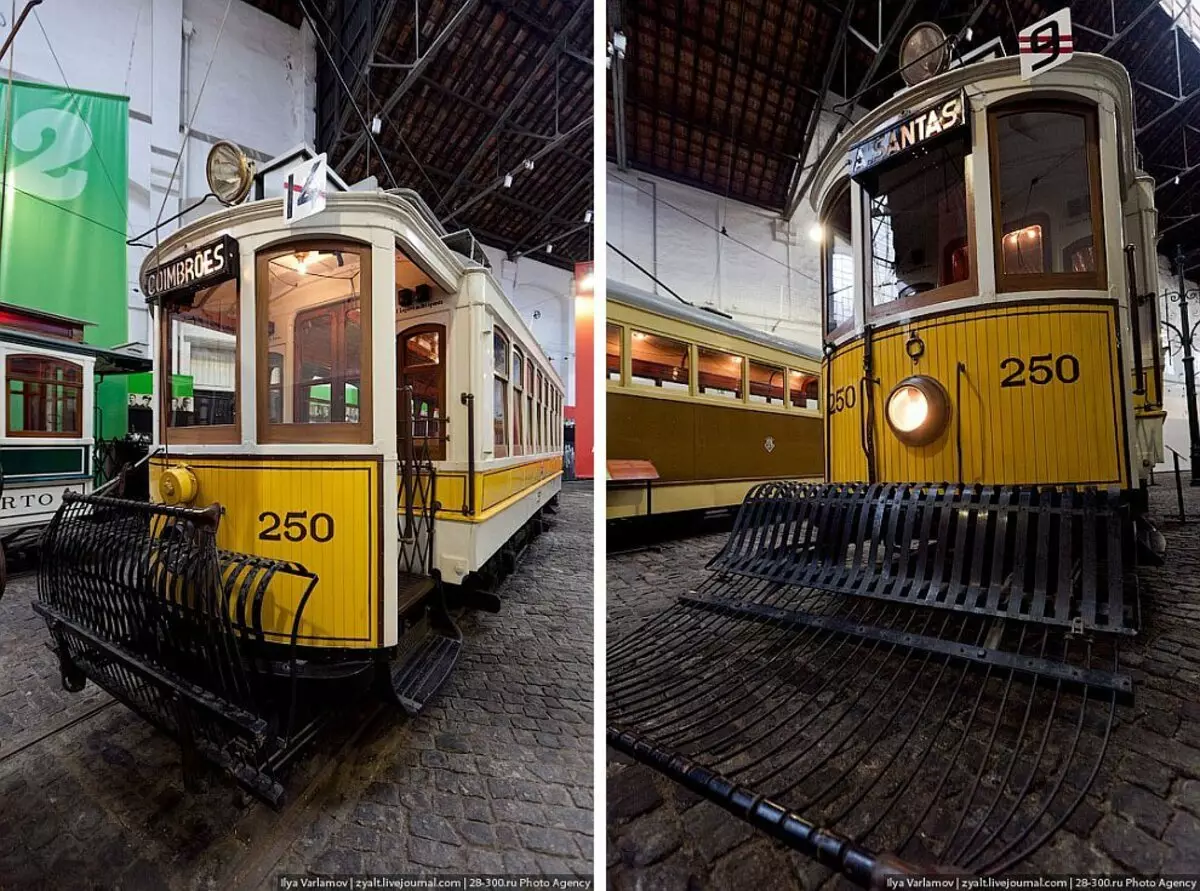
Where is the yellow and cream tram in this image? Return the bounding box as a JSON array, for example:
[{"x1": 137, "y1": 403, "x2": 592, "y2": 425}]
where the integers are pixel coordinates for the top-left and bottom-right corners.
[
  {"x1": 812, "y1": 51, "x2": 1163, "y2": 532},
  {"x1": 606, "y1": 280, "x2": 823, "y2": 521},
  {"x1": 609, "y1": 42, "x2": 1169, "y2": 880},
  {"x1": 35, "y1": 144, "x2": 564, "y2": 802}
]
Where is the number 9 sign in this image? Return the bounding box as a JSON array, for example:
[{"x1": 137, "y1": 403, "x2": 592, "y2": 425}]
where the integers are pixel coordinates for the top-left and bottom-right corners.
[{"x1": 1019, "y1": 8, "x2": 1074, "y2": 81}]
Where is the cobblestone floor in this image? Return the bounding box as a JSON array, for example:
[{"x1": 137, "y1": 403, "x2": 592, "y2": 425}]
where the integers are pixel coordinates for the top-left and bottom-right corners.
[
  {"x1": 607, "y1": 480, "x2": 1200, "y2": 889},
  {"x1": 0, "y1": 485, "x2": 593, "y2": 890}
]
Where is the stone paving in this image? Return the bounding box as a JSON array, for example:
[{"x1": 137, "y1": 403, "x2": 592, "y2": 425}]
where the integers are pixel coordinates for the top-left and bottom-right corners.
[
  {"x1": 607, "y1": 479, "x2": 1200, "y2": 889},
  {"x1": 0, "y1": 484, "x2": 593, "y2": 890}
]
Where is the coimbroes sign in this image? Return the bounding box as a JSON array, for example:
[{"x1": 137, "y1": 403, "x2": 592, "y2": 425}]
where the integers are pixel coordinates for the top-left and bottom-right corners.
[{"x1": 141, "y1": 234, "x2": 239, "y2": 304}]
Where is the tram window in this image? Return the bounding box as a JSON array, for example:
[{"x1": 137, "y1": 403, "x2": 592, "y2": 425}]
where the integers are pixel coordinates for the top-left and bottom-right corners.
[
  {"x1": 749, "y1": 362, "x2": 785, "y2": 405},
  {"x1": 494, "y1": 329, "x2": 509, "y2": 458},
  {"x1": 398, "y1": 325, "x2": 445, "y2": 460},
  {"x1": 789, "y1": 371, "x2": 819, "y2": 410},
  {"x1": 606, "y1": 324, "x2": 622, "y2": 381},
  {"x1": 698, "y1": 348, "x2": 744, "y2": 400},
  {"x1": 823, "y1": 186, "x2": 854, "y2": 334},
  {"x1": 6, "y1": 355, "x2": 82, "y2": 436},
  {"x1": 530, "y1": 360, "x2": 540, "y2": 453},
  {"x1": 163, "y1": 279, "x2": 238, "y2": 436},
  {"x1": 631, "y1": 331, "x2": 689, "y2": 391},
  {"x1": 512, "y1": 347, "x2": 525, "y2": 456},
  {"x1": 991, "y1": 105, "x2": 1103, "y2": 289},
  {"x1": 258, "y1": 242, "x2": 371, "y2": 443},
  {"x1": 865, "y1": 136, "x2": 970, "y2": 310}
]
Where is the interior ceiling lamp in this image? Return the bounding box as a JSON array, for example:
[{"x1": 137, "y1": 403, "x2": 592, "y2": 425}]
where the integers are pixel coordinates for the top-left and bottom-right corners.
[
  {"x1": 205, "y1": 141, "x2": 254, "y2": 205},
  {"x1": 899, "y1": 22, "x2": 950, "y2": 87}
]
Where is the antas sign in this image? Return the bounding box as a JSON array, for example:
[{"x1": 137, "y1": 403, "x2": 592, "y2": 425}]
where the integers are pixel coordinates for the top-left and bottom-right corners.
[
  {"x1": 142, "y1": 235, "x2": 239, "y2": 305},
  {"x1": 848, "y1": 92, "x2": 968, "y2": 177}
]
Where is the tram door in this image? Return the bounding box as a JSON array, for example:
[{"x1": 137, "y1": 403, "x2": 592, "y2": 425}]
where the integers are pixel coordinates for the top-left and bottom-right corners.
[{"x1": 396, "y1": 325, "x2": 446, "y2": 460}]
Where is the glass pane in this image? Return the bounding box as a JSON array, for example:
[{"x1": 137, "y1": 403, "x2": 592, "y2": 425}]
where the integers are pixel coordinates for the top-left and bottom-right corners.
[
  {"x1": 606, "y1": 324, "x2": 622, "y2": 380},
  {"x1": 493, "y1": 378, "x2": 507, "y2": 450},
  {"x1": 264, "y1": 246, "x2": 363, "y2": 428},
  {"x1": 789, "y1": 371, "x2": 818, "y2": 409},
  {"x1": 494, "y1": 331, "x2": 508, "y2": 376},
  {"x1": 825, "y1": 188, "x2": 854, "y2": 333},
  {"x1": 631, "y1": 331, "x2": 688, "y2": 390},
  {"x1": 404, "y1": 330, "x2": 440, "y2": 367},
  {"x1": 867, "y1": 138, "x2": 968, "y2": 306},
  {"x1": 995, "y1": 110, "x2": 1093, "y2": 276},
  {"x1": 749, "y1": 362, "x2": 785, "y2": 404},
  {"x1": 512, "y1": 351, "x2": 524, "y2": 388},
  {"x1": 698, "y1": 348, "x2": 743, "y2": 399},
  {"x1": 166, "y1": 280, "x2": 238, "y2": 429}
]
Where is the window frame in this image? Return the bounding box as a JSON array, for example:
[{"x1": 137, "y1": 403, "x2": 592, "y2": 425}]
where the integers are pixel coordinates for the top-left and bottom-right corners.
[
  {"x1": 5, "y1": 354, "x2": 84, "y2": 438},
  {"x1": 256, "y1": 238, "x2": 374, "y2": 445},
  {"x1": 862, "y1": 131, "x2": 977, "y2": 323},
  {"x1": 821, "y1": 180, "x2": 857, "y2": 340},
  {"x1": 605, "y1": 322, "x2": 623, "y2": 382},
  {"x1": 512, "y1": 346, "x2": 525, "y2": 457},
  {"x1": 988, "y1": 99, "x2": 1107, "y2": 294},
  {"x1": 696, "y1": 345, "x2": 745, "y2": 402},
  {"x1": 787, "y1": 369, "x2": 821, "y2": 411},
  {"x1": 493, "y1": 327, "x2": 510, "y2": 458},
  {"x1": 630, "y1": 329, "x2": 691, "y2": 392},
  {"x1": 398, "y1": 323, "x2": 447, "y2": 461},
  {"x1": 159, "y1": 279, "x2": 241, "y2": 444}
]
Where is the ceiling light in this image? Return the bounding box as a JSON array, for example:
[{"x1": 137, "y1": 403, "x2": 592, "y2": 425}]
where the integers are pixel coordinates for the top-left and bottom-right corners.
[
  {"x1": 523, "y1": 159, "x2": 535, "y2": 171},
  {"x1": 546, "y1": 244, "x2": 554, "y2": 254},
  {"x1": 371, "y1": 116, "x2": 382, "y2": 135},
  {"x1": 808, "y1": 223, "x2": 824, "y2": 243},
  {"x1": 584, "y1": 209, "x2": 594, "y2": 223},
  {"x1": 503, "y1": 173, "x2": 513, "y2": 188}
]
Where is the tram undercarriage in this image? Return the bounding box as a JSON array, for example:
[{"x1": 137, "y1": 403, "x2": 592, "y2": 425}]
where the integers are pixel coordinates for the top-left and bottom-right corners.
[{"x1": 607, "y1": 482, "x2": 1133, "y2": 880}]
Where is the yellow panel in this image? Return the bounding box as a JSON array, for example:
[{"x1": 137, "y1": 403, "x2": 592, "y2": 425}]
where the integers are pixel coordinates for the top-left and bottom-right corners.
[
  {"x1": 399, "y1": 455, "x2": 564, "y2": 523},
  {"x1": 826, "y1": 303, "x2": 1128, "y2": 488},
  {"x1": 150, "y1": 455, "x2": 380, "y2": 648}
]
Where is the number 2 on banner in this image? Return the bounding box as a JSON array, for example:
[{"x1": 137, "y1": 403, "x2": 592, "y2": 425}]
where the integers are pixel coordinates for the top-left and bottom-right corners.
[{"x1": 8, "y1": 108, "x2": 92, "y2": 202}]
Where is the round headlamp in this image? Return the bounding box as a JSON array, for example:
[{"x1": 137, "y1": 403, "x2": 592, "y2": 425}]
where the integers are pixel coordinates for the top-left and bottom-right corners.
[
  {"x1": 885, "y1": 375, "x2": 949, "y2": 446},
  {"x1": 206, "y1": 141, "x2": 254, "y2": 205},
  {"x1": 899, "y1": 22, "x2": 949, "y2": 87}
]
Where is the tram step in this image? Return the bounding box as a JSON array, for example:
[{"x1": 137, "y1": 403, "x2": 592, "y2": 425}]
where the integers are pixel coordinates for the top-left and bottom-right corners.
[
  {"x1": 389, "y1": 624, "x2": 462, "y2": 715},
  {"x1": 397, "y1": 573, "x2": 436, "y2": 614}
]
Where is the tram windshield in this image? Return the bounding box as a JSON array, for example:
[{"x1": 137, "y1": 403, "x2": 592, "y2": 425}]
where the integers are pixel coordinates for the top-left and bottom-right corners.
[
  {"x1": 990, "y1": 104, "x2": 1102, "y2": 288},
  {"x1": 163, "y1": 279, "x2": 238, "y2": 434},
  {"x1": 260, "y1": 242, "x2": 370, "y2": 441},
  {"x1": 864, "y1": 136, "x2": 970, "y2": 309}
]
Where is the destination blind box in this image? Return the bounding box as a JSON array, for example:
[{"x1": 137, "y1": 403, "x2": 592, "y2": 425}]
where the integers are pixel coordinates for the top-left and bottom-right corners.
[{"x1": 141, "y1": 235, "x2": 239, "y2": 307}]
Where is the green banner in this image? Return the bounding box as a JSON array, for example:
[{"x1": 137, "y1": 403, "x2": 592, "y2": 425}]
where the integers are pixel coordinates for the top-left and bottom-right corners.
[{"x1": 0, "y1": 79, "x2": 130, "y2": 437}]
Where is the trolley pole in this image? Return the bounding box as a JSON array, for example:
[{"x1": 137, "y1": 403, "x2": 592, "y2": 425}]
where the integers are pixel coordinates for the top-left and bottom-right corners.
[{"x1": 1174, "y1": 246, "x2": 1200, "y2": 486}]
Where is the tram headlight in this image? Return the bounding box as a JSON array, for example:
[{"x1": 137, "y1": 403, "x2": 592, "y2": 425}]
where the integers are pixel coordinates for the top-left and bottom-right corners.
[
  {"x1": 206, "y1": 141, "x2": 254, "y2": 205},
  {"x1": 885, "y1": 376, "x2": 949, "y2": 446}
]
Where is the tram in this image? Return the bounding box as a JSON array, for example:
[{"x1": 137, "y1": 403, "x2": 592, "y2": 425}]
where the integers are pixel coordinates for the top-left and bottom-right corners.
[
  {"x1": 35, "y1": 143, "x2": 564, "y2": 803},
  {"x1": 0, "y1": 304, "x2": 149, "y2": 596},
  {"x1": 606, "y1": 280, "x2": 823, "y2": 521},
  {"x1": 609, "y1": 36, "x2": 1163, "y2": 881}
]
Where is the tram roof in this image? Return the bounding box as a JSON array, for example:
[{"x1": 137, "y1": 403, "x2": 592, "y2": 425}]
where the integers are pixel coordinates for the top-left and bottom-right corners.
[
  {"x1": 0, "y1": 326, "x2": 152, "y2": 375},
  {"x1": 607, "y1": 278, "x2": 821, "y2": 361}
]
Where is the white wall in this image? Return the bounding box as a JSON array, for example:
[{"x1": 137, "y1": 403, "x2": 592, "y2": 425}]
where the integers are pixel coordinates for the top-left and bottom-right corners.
[
  {"x1": 606, "y1": 108, "x2": 843, "y2": 349},
  {"x1": 0, "y1": 0, "x2": 316, "y2": 352},
  {"x1": 481, "y1": 245, "x2": 576, "y2": 406}
]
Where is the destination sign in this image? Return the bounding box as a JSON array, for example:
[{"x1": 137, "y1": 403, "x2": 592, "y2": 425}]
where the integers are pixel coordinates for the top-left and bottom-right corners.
[
  {"x1": 848, "y1": 91, "x2": 968, "y2": 177},
  {"x1": 142, "y1": 234, "x2": 239, "y2": 303}
]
